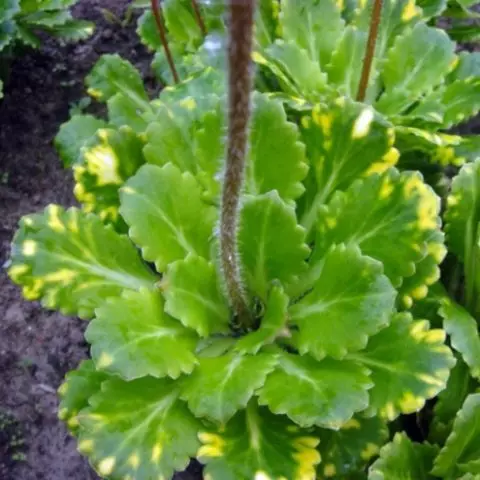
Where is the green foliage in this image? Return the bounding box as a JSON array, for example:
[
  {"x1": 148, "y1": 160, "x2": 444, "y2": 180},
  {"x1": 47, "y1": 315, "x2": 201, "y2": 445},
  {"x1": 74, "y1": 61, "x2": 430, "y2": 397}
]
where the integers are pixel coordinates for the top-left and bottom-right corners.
[
  {"x1": 0, "y1": 0, "x2": 93, "y2": 97},
  {"x1": 10, "y1": 87, "x2": 459, "y2": 478}
]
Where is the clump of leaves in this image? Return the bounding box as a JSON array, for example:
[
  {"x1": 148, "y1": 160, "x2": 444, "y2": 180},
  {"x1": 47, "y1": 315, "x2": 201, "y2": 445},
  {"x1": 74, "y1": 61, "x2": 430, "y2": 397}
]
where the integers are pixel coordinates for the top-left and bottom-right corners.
[
  {"x1": 0, "y1": 0, "x2": 94, "y2": 98},
  {"x1": 9, "y1": 31, "x2": 457, "y2": 480}
]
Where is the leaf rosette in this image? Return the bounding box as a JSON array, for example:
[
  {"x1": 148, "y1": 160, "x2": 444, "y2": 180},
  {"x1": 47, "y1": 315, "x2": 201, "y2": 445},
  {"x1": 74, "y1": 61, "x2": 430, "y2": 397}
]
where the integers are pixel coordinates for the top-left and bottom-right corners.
[{"x1": 11, "y1": 94, "x2": 455, "y2": 479}]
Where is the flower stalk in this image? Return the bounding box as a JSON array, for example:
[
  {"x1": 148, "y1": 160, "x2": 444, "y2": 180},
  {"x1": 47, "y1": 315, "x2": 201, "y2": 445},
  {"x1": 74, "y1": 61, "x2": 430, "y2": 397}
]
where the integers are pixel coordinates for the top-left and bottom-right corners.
[
  {"x1": 191, "y1": 0, "x2": 207, "y2": 36},
  {"x1": 220, "y1": 0, "x2": 256, "y2": 329},
  {"x1": 151, "y1": 0, "x2": 179, "y2": 84},
  {"x1": 356, "y1": 0, "x2": 383, "y2": 102}
]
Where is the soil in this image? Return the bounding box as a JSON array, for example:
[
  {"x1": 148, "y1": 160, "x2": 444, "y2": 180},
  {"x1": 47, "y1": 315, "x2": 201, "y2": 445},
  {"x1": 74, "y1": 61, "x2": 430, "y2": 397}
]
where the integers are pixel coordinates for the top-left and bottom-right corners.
[{"x1": 0, "y1": 1, "x2": 200, "y2": 478}]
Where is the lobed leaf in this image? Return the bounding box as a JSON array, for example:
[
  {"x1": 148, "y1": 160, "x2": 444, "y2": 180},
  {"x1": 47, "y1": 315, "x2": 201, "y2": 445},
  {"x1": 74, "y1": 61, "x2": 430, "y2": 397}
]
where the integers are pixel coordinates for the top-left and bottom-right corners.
[
  {"x1": 258, "y1": 350, "x2": 372, "y2": 428},
  {"x1": 368, "y1": 433, "x2": 439, "y2": 480},
  {"x1": 181, "y1": 352, "x2": 277, "y2": 424},
  {"x1": 78, "y1": 377, "x2": 202, "y2": 479},
  {"x1": 349, "y1": 313, "x2": 455, "y2": 420},
  {"x1": 86, "y1": 288, "x2": 198, "y2": 380},
  {"x1": 54, "y1": 114, "x2": 107, "y2": 167},
  {"x1": 8, "y1": 205, "x2": 157, "y2": 319},
  {"x1": 119, "y1": 163, "x2": 217, "y2": 272},
  {"x1": 290, "y1": 244, "x2": 396, "y2": 360},
  {"x1": 57, "y1": 360, "x2": 108, "y2": 435},
  {"x1": 238, "y1": 191, "x2": 310, "y2": 302},
  {"x1": 162, "y1": 254, "x2": 230, "y2": 337},
  {"x1": 313, "y1": 168, "x2": 441, "y2": 288},
  {"x1": 316, "y1": 416, "x2": 388, "y2": 479},
  {"x1": 199, "y1": 402, "x2": 321, "y2": 480}
]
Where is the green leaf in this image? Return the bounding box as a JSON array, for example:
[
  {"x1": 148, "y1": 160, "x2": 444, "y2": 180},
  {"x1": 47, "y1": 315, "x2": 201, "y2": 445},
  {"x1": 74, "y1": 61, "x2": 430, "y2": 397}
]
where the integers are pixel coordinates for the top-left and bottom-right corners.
[
  {"x1": 45, "y1": 19, "x2": 94, "y2": 42},
  {"x1": 317, "y1": 416, "x2": 388, "y2": 479},
  {"x1": 368, "y1": 433, "x2": 439, "y2": 480},
  {"x1": 290, "y1": 244, "x2": 396, "y2": 360},
  {"x1": 445, "y1": 159, "x2": 480, "y2": 262},
  {"x1": 313, "y1": 169, "x2": 441, "y2": 288},
  {"x1": 86, "y1": 54, "x2": 149, "y2": 109},
  {"x1": 181, "y1": 352, "x2": 277, "y2": 423},
  {"x1": 433, "y1": 394, "x2": 480, "y2": 478},
  {"x1": 73, "y1": 126, "x2": 145, "y2": 229},
  {"x1": 280, "y1": 0, "x2": 344, "y2": 68},
  {"x1": 376, "y1": 24, "x2": 456, "y2": 115},
  {"x1": 439, "y1": 298, "x2": 480, "y2": 380},
  {"x1": 349, "y1": 313, "x2": 455, "y2": 420},
  {"x1": 0, "y1": 0, "x2": 19, "y2": 22},
  {"x1": 439, "y1": 77, "x2": 480, "y2": 128},
  {"x1": 238, "y1": 191, "x2": 310, "y2": 302},
  {"x1": 8, "y1": 205, "x2": 157, "y2": 319},
  {"x1": 57, "y1": 360, "x2": 108, "y2": 435},
  {"x1": 299, "y1": 100, "x2": 399, "y2": 235},
  {"x1": 86, "y1": 288, "x2": 198, "y2": 380},
  {"x1": 162, "y1": 254, "x2": 230, "y2": 337},
  {"x1": 106, "y1": 93, "x2": 151, "y2": 133},
  {"x1": 258, "y1": 350, "x2": 372, "y2": 428},
  {"x1": 163, "y1": 0, "x2": 203, "y2": 50},
  {"x1": 119, "y1": 163, "x2": 217, "y2": 272},
  {"x1": 416, "y1": 0, "x2": 448, "y2": 17},
  {"x1": 78, "y1": 377, "x2": 202, "y2": 479},
  {"x1": 429, "y1": 358, "x2": 476, "y2": 445},
  {"x1": 235, "y1": 283, "x2": 288, "y2": 355},
  {"x1": 54, "y1": 114, "x2": 107, "y2": 167},
  {"x1": 199, "y1": 402, "x2": 321, "y2": 480},
  {"x1": 246, "y1": 93, "x2": 308, "y2": 202}
]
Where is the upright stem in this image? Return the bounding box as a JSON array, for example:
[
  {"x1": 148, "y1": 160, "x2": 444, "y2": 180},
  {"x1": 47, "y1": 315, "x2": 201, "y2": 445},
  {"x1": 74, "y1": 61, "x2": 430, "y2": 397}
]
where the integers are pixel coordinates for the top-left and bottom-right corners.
[
  {"x1": 191, "y1": 0, "x2": 207, "y2": 36},
  {"x1": 220, "y1": 0, "x2": 255, "y2": 329},
  {"x1": 356, "y1": 0, "x2": 383, "y2": 102},
  {"x1": 151, "y1": 0, "x2": 179, "y2": 84}
]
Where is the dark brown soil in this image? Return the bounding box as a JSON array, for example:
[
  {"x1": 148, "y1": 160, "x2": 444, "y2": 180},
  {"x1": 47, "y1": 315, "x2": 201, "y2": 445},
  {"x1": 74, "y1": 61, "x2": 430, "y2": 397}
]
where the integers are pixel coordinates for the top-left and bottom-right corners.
[{"x1": 0, "y1": 1, "x2": 200, "y2": 479}]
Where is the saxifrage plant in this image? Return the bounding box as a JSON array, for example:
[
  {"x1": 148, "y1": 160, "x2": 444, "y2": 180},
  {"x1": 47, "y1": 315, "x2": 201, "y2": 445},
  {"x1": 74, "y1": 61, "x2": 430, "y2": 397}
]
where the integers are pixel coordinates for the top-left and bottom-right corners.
[
  {"x1": 0, "y1": 0, "x2": 94, "y2": 98},
  {"x1": 7, "y1": 1, "x2": 461, "y2": 478}
]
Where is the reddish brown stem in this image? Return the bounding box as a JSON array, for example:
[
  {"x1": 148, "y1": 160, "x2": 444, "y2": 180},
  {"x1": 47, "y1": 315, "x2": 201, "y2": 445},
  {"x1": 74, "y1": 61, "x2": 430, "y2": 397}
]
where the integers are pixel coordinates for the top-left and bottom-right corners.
[
  {"x1": 220, "y1": 0, "x2": 255, "y2": 329},
  {"x1": 356, "y1": 0, "x2": 383, "y2": 102},
  {"x1": 191, "y1": 0, "x2": 207, "y2": 36},
  {"x1": 151, "y1": 0, "x2": 179, "y2": 84}
]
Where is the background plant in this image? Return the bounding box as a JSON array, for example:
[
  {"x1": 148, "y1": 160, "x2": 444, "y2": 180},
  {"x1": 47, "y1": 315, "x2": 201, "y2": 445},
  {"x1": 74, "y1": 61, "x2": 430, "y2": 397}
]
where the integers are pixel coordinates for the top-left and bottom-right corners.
[{"x1": 0, "y1": 0, "x2": 94, "y2": 98}]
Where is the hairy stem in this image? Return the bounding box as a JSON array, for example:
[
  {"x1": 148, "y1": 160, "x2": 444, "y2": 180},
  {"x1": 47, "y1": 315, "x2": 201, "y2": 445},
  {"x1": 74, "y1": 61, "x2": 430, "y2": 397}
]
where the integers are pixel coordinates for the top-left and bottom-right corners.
[
  {"x1": 191, "y1": 0, "x2": 207, "y2": 36},
  {"x1": 220, "y1": 0, "x2": 255, "y2": 329},
  {"x1": 356, "y1": 0, "x2": 383, "y2": 102},
  {"x1": 151, "y1": 0, "x2": 179, "y2": 84}
]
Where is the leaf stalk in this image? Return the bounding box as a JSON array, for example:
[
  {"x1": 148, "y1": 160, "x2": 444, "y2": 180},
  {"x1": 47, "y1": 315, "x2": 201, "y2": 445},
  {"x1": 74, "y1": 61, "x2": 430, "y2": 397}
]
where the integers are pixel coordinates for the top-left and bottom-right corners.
[
  {"x1": 191, "y1": 0, "x2": 207, "y2": 36},
  {"x1": 356, "y1": 0, "x2": 383, "y2": 102},
  {"x1": 151, "y1": 0, "x2": 180, "y2": 84},
  {"x1": 220, "y1": 0, "x2": 256, "y2": 329}
]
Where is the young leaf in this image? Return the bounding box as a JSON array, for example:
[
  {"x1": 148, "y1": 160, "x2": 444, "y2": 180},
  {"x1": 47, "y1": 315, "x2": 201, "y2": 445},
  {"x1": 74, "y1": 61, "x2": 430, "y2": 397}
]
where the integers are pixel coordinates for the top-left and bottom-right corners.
[
  {"x1": 163, "y1": 254, "x2": 230, "y2": 337},
  {"x1": 299, "y1": 100, "x2": 398, "y2": 234},
  {"x1": 78, "y1": 377, "x2": 202, "y2": 479},
  {"x1": 280, "y1": 0, "x2": 344, "y2": 68},
  {"x1": 349, "y1": 313, "x2": 455, "y2": 420},
  {"x1": 85, "y1": 54, "x2": 149, "y2": 110},
  {"x1": 199, "y1": 402, "x2": 321, "y2": 480},
  {"x1": 368, "y1": 433, "x2": 439, "y2": 480},
  {"x1": 238, "y1": 191, "x2": 310, "y2": 302},
  {"x1": 439, "y1": 298, "x2": 480, "y2": 380},
  {"x1": 85, "y1": 288, "x2": 198, "y2": 380},
  {"x1": 180, "y1": 352, "x2": 277, "y2": 424},
  {"x1": 235, "y1": 283, "x2": 289, "y2": 355},
  {"x1": 258, "y1": 350, "x2": 372, "y2": 428},
  {"x1": 54, "y1": 114, "x2": 107, "y2": 167},
  {"x1": 316, "y1": 416, "x2": 388, "y2": 479},
  {"x1": 313, "y1": 169, "x2": 441, "y2": 287},
  {"x1": 119, "y1": 163, "x2": 217, "y2": 272},
  {"x1": 246, "y1": 93, "x2": 308, "y2": 203},
  {"x1": 57, "y1": 360, "x2": 108, "y2": 435},
  {"x1": 290, "y1": 244, "x2": 396, "y2": 360},
  {"x1": 433, "y1": 394, "x2": 480, "y2": 478},
  {"x1": 376, "y1": 24, "x2": 456, "y2": 115},
  {"x1": 8, "y1": 205, "x2": 157, "y2": 319},
  {"x1": 73, "y1": 126, "x2": 145, "y2": 228}
]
